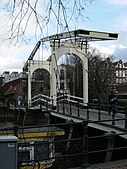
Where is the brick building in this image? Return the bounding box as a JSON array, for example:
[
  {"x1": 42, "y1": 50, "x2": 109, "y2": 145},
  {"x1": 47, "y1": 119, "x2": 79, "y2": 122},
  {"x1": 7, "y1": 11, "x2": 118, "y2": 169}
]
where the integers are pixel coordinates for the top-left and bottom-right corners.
[{"x1": 0, "y1": 69, "x2": 50, "y2": 107}]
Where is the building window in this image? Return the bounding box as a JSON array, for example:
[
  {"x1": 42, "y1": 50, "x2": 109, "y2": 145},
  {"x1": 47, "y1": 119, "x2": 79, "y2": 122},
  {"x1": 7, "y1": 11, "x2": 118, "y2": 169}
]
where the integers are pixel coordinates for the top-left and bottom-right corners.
[
  {"x1": 116, "y1": 71, "x2": 118, "y2": 76},
  {"x1": 121, "y1": 71, "x2": 123, "y2": 77}
]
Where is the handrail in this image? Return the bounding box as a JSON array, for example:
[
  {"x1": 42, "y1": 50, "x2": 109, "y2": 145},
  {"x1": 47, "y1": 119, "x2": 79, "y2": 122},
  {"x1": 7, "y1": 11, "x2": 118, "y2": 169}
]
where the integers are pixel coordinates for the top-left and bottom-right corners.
[
  {"x1": 57, "y1": 94, "x2": 84, "y2": 103},
  {"x1": 32, "y1": 94, "x2": 51, "y2": 101},
  {"x1": 56, "y1": 101, "x2": 127, "y2": 130},
  {"x1": 15, "y1": 121, "x2": 127, "y2": 168}
]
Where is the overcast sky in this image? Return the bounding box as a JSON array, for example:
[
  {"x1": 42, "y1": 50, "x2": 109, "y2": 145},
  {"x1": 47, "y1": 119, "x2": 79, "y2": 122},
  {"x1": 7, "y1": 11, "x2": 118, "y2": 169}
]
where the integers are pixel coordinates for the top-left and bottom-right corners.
[{"x1": 0, "y1": 0, "x2": 127, "y2": 74}]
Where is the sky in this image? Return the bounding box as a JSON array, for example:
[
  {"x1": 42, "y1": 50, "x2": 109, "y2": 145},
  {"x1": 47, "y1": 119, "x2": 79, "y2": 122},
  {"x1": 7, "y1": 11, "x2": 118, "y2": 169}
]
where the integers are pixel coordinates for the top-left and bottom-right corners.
[
  {"x1": 0, "y1": 0, "x2": 127, "y2": 74},
  {"x1": 85, "y1": 0, "x2": 127, "y2": 61}
]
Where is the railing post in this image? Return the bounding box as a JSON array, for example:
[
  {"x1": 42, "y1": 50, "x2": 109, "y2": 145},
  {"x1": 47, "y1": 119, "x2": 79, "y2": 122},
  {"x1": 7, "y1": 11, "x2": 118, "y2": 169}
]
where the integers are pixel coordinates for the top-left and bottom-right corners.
[
  {"x1": 77, "y1": 101, "x2": 80, "y2": 117},
  {"x1": 70, "y1": 102, "x2": 72, "y2": 115},
  {"x1": 112, "y1": 105, "x2": 115, "y2": 125},
  {"x1": 51, "y1": 98, "x2": 53, "y2": 109},
  {"x1": 124, "y1": 106, "x2": 127, "y2": 129},
  {"x1": 98, "y1": 103, "x2": 101, "y2": 121},
  {"x1": 63, "y1": 100, "x2": 65, "y2": 114},
  {"x1": 57, "y1": 100, "x2": 59, "y2": 112},
  {"x1": 87, "y1": 103, "x2": 89, "y2": 119},
  {"x1": 66, "y1": 123, "x2": 73, "y2": 152},
  {"x1": 46, "y1": 97, "x2": 48, "y2": 110},
  {"x1": 82, "y1": 120, "x2": 90, "y2": 168}
]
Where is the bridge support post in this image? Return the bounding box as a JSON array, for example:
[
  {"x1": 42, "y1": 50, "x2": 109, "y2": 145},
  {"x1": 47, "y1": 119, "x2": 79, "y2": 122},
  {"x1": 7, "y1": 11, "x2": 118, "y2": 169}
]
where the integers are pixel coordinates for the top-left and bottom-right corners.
[
  {"x1": 66, "y1": 123, "x2": 73, "y2": 152},
  {"x1": 82, "y1": 44, "x2": 88, "y2": 106},
  {"x1": 28, "y1": 63, "x2": 32, "y2": 108},
  {"x1": 82, "y1": 120, "x2": 90, "y2": 168},
  {"x1": 50, "y1": 43, "x2": 57, "y2": 108},
  {"x1": 63, "y1": 100, "x2": 65, "y2": 113},
  {"x1": 57, "y1": 100, "x2": 59, "y2": 112},
  {"x1": 105, "y1": 132, "x2": 115, "y2": 162}
]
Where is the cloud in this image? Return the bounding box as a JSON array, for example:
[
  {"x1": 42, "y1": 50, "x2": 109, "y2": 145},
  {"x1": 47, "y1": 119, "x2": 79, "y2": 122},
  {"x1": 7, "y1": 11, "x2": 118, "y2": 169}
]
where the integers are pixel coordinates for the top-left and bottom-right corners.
[
  {"x1": 0, "y1": 0, "x2": 49, "y2": 43},
  {"x1": 113, "y1": 46, "x2": 127, "y2": 62},
  {"x1": 0, "y1": 40, "x2": 52, "y2": 74},
  {"x1": 90, "y1": 42, "x2": 116, "y2": 56},
  {"x1": 0, "y1": 1, "x2": 52, "y2": 74},
  {"x1": 0, "y1": 0, "x2": 127, "y2": 74},
  {"x1": 120, "y1": 17, "x2": 127, "y2": 32},
  {"x1": 0, "y1": 42, "x2": 35, "y2": 74},
  {"x1": 90, "y1": 31, "x2": 127, "y2": 62},
  {"x1": 117, "y1": 32, "x2": 127, "y2": 46},
  {"x1": 103, "y1": 0, "x2": 127, "y2": 5},
  {"x1": 90, "y1": 42, "x2": 127, "y2": 62}
]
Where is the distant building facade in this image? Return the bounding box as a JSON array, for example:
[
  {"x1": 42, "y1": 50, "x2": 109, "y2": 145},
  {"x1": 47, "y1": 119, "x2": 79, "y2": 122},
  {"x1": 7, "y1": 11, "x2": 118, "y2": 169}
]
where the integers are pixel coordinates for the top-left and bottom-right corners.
[
  {"x1": 113, "y1": 60, "x2": 127, "y2": 84},
  {"x1": 1, "y1": 59, "x2": 127, "y2": 106},
  {"x1": 0, "y1": 69, "x2": 50, "y2": 107},
  {"x1": 112, "y1": 60, "x2": 127, "y2": 97}
]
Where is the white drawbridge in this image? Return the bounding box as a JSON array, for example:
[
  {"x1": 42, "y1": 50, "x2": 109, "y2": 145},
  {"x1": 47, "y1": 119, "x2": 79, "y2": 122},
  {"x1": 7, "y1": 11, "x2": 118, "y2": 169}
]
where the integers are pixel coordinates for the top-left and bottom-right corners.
[{"x1": 23, "y1": 29, "x2": 118, "y2": 109}]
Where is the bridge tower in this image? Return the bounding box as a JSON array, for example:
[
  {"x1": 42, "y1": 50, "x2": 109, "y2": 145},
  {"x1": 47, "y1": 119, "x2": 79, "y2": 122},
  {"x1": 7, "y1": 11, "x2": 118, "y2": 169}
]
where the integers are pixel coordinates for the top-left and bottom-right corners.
[
  {"x1": 27, "y1": 60, "x2": 50, "y2": 107},
  {"x1": 50, "y1": 40, "x2": 88, "y2": 107}
]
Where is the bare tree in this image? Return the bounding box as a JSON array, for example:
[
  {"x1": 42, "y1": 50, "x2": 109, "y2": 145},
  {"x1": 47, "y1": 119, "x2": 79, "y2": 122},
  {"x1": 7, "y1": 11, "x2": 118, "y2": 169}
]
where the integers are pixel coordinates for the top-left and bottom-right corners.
[
  {"x1": 88, "y1": 48, "x2": 115, "y2": 103},
  {"x1": 63, "y1": 48, "x2": 115, "y2": 103},
  {"x1": 0, "y1": 0, "x2": 93, "y2": 43},
  {"x1": 65, "y1": 54, "x2": 83, "y2": 97}
]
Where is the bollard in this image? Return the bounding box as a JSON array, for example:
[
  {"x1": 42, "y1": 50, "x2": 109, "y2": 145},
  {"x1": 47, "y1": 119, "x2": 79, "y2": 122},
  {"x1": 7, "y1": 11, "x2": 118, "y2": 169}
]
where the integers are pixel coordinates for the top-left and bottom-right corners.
[{"x1": 63, "y1": 100, "x2": 65, "y2": 114}]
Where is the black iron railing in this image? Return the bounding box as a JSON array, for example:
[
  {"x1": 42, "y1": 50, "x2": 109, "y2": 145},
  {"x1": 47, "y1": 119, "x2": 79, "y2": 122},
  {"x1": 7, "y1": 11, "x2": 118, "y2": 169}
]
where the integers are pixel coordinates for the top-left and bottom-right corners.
[{"x1": 0, "y1": 121, "x2": 127, "y2": 168}]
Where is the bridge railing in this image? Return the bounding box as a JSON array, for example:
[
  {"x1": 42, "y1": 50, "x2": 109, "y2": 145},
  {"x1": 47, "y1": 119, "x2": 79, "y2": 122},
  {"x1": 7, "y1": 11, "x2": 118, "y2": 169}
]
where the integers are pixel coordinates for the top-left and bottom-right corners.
[
  {"x1": 1, "y1": 122, "x2": 127, "y2": 168},
  {"x1": 17, "y1": 123, "x2": 127, "y2": 168},
  {"x1": 30, "y1": 94, "x2": 127, "y2": 130},
  {"x1": 31, "y1": 94, "x2": 53, "y2": 109},
  {"x1": 31, "y1": 94, "x2": 85, "y2": 110},
  {"x1": 57, "y1": 94, "x2": 84, "y2": 103},
  {"x1": 56, "y1": 99, "x2": 127, "y2": 130}
]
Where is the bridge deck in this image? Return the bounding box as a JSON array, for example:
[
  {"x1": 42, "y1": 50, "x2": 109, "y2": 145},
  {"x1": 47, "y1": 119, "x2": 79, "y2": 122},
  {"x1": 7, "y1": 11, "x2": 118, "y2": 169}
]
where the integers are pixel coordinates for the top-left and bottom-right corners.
[
  {"x1": 9, "y1": 102, "x2": 127, "y2": 138},
  {"x1": 51, "y1": 103, "x2": 127, "y2": 138}
]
